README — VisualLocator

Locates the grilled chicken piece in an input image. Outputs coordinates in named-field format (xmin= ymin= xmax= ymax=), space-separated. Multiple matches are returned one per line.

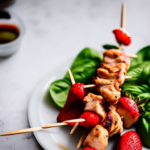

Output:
xmin=84 ymin=93 xmax=107 ymax=122
xmin=97 ymin=68 xmax=125 ymax=86
xmin=116 ymin=97 xmax=139 ymax=128
xmin=100 ymin=62 xmax=127 ymax=74
xmin=103 ymin=49 xmax=130 ymax=70
xmin=83 ymin=124 xmax=109 ymax=150
xmin=93 ymin=77 xmax=121 ymax=105
xmin=101 ymin=108 xmax=123 ymax=137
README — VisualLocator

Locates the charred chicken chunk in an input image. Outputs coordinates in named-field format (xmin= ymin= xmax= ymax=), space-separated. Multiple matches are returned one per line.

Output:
xmin=101 ymin=108 xmax=123 ymax=137
xmin=103 ymin=49 xmax=130 ymax=70
xmin=83 ymin=124 xmax=108 ymax=150
xmin=84 ymin=93 xmax=107 ymax=122
xmin=93 ymin=77 xmax=121 ymax=105
xmin=100 ymin=62 xmax=127 ymax=74
xmin=97 ymin=68 xmax=125 ymax=86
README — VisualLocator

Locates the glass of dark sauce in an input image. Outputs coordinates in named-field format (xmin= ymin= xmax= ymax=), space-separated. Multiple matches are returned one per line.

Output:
xmin=0 ymin=11 xmax=25 ymax=57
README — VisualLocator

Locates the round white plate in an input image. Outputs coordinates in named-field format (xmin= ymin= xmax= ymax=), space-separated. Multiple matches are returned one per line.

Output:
xmin=28 ymin=58 xmax=148 ymax=150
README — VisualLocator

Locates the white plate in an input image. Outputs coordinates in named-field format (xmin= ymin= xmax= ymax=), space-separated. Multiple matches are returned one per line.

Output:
xmin=28 ymin=58 xmax=148 ymax=150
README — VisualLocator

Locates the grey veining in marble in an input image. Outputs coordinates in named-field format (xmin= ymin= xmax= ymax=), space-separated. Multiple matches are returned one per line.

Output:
xmin=0 ymin=0 xmax=150 ymax=149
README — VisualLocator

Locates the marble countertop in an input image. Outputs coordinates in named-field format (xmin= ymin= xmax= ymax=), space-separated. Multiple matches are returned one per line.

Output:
xmin=0 ymin=0 xmax=150 ymax=149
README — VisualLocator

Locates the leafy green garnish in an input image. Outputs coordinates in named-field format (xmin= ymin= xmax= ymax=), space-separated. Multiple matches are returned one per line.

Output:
xmin=138 ymin=117 xmax=150 ymax=148
xmin=102 ymin=44 xmax=119 ymax=50
xmin=49 ymin=48 xmax=102 ymax=108
xmin=122 ymin=45 xmax=150 ymax=148
xmin=130 ymin=45 xmax=150 ymax=68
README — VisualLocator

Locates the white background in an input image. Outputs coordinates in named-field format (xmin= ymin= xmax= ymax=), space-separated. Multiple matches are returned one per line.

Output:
xmin=0 ymin=0 xmax=150 ymax=149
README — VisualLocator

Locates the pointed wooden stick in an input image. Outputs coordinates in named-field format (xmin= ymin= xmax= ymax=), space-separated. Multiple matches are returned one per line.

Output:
xmin=84 ymin=76 xmax=132 ymax=88
xmin=119 ymin=3 xmax=125 ymax=51
xmin=70 ymin=122 xmax=79 ymax=135
xmin=77 ymin=128 xmax=87 ymax=149
xmin=68 ymin=69 xmax=81 ymax=134
xmin=124 ymin=76 xmax=132 ymax=79
xmin=0 ymin=118 xmax=85 ymax=136
xmin=68 ymin=69 xmax=75 ymax=84
xmin=121 ymin=3 xmax=125 ymax=28
xmin=57 ymin=143 xmax=69 ymax=150
xmin=127 ymin=54 xmax=137 ymax=58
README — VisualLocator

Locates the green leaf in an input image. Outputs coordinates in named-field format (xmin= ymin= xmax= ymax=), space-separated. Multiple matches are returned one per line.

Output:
xmin=49 ymin=48 xmax=102 ymax=108
xmin=138 ymin=117 xmax=150 ymax=148
xmin=102 ymin=44 xmax=119 ymax=50
xmin=123 ymin=65 xmax=150 ymax=87
xmin=130 ymin=45 xmax=150 ymax=68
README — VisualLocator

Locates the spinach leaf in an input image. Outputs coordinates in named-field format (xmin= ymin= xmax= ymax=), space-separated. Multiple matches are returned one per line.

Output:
xmin=50 ymin=48 xmax=102 ymax=108
xmin=102 ymin=44 xmax=119 ymax=50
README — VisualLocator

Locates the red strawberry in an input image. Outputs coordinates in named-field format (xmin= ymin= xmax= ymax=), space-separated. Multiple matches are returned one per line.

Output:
xmin=113 ymin=28 xmax=131 ymax=46
xmin=116 ymin=97 xmax=139 ymax=128
xmin=116 ymin=131 xmax=142 ymax=150
xmin=57 ymin=83 xmax=87 ymax=126
xmin=79 ymin=112 xmax=100 ymax=127
xmin=83 ymin=147 xmax=97 ymax=150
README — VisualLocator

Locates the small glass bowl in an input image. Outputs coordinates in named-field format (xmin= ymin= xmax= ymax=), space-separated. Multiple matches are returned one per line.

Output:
xmin=0 ymin=11 xmax=25 ymax=57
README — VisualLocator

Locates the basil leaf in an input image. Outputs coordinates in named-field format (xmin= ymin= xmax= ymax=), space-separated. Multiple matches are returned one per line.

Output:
xmin=102 ymin=44 xmax=119 ymax=50
xmin=50 ymin=48 xmax=102 ymax=108
xmin=138 ymin=117 xmax=150 ymax=148
xmin=130 ymin=45 xmax=150 ymax=68
xmin=122 ymin=84 xmax=150 ymax=96
xmin=123 ymin=65 xmax=150 ymax=87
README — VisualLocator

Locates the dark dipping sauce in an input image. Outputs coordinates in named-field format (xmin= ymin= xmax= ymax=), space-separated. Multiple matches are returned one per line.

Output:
xmin=0 ymin=24 xmax=20 ymax=44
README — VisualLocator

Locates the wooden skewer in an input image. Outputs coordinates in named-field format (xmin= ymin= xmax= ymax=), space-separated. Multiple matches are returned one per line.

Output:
xmin=124 ymin=76 xmax=132 ymax=79
xmin=0 ymin=118 xmax=85 ymax=136
xmin=68 ymin=69 xmax=75 ymax=84
xmin=83 ymin=76 xmax=132 ymax=88
xmin=68 ymin=69 xmax=81 ymax=134
xmin=121 ymin=3 xmax=125 ymax=28
xmin=77 ymin=128 xmax=87 ymax=149
xmin=119 ymin=3 xmax=125 ymax=51
xmin=127 ymin=54 xmax=137 ymax=58
xmin=70 ymin=122 xmax=79 ymax=135
xmin=57 ymin=143 xmax=69 ymax=150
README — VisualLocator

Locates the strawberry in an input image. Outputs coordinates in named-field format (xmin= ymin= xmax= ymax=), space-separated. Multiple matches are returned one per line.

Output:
xmin=79 ymin=112 xmax=100 ymax=127
xmin=113 ymin=28 xmax=131 ymax=46
xmin=116 ymin=97 xmax=139 ymax=128
xmin=83 ymin=147 xmax=97 ymax=150
xmin=116 ymin=131 xmax=142 ymax=150
xmin=57 ymin=83 xmax=87 ymax=126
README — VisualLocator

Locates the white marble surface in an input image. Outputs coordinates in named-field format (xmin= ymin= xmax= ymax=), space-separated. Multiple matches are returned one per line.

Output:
xmin=0 ymin=0 xmax=150 ymax=149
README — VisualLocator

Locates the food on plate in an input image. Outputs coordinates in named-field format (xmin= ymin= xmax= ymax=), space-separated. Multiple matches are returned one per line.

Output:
xmin=101 ymin=108 xmax=123 ymax=137
xmin=55 ymin=46 xmax=140 ymax=150
xmin=50 ymin=48 xmax=102 ymax=108
xmin=103 ymin=49 xmax=130 ymax=69
xmin=113 ymin=28 xmax=131 ymax=46
xmin=49 ymin=5 xmax=150 ymax=149
xmin=97 ymin=68 xmax=125 ymax=86
xmin=116 ymin=96 xmax=139 ymax=128
xmin=94 ymin=79 xmax=121 ymax=105
xmin=83 ymin=93 xmax=106 ymax=122
xmin=100 ymin=62 xmax=127 ymax=74
xmin=57 ymin=83 xmax=87 ymax=125
xmin=116 ymin=131 xmax=142 ymax=150
xmin=79 ymin=112 xmax=100 ymax=127
xmin=83 ymin=125 xmax=108 ymax=150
